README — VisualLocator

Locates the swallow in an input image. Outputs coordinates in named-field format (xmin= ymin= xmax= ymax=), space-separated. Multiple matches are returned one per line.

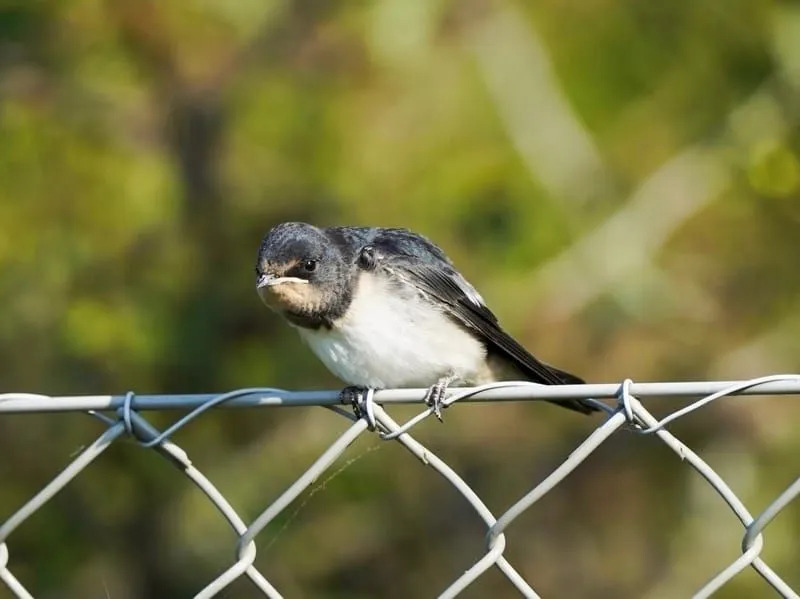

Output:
xmin=255 ymin=222 xmax=597 ymax=418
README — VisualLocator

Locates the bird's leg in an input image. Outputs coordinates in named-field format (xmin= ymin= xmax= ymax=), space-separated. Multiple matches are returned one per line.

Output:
xmin=424 ymin=374 xmax=458 ymax=422
xmin=340 ymin=385 xmax=370 ymax=419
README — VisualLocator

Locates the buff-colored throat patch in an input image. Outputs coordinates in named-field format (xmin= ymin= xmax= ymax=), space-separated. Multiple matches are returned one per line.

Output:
xmin=257 ymin=261 xmax=325 ymax=314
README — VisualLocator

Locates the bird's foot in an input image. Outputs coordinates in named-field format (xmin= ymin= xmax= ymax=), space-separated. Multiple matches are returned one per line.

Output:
xmin=340 ymin=385 xmax=370 ymax=419
xmin=424 ymin=375 xmax=457 ymax=422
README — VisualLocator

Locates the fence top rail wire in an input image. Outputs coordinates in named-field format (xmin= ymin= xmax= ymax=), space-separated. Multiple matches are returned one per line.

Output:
xmin=1 ymin=377 xmax=800 ymax=413
xmin=2 ymin=375 xmax=800 ymax=599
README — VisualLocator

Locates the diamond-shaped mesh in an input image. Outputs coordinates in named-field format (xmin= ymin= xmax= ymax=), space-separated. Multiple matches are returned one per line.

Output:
xmin=1 ymin=377 xmax=799 ymax=598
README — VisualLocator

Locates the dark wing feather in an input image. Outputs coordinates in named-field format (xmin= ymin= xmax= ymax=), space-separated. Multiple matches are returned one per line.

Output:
xmin=368 ymin=230 xmax=596 ymax=414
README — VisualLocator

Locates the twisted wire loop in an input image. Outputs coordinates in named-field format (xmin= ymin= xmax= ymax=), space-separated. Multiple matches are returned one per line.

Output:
xmin=1 ymin=376 xmax=799 ymax=598
xmin=348 ymin=387 xmax=377 ymax=431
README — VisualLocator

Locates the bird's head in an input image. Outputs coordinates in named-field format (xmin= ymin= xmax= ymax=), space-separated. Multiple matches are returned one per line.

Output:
xmin=255 ymin=222 xmax=354 ymax=327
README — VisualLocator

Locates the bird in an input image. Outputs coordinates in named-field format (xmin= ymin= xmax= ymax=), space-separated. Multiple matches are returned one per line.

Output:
xmin=254 ymin=222 xmax=598 ymax=418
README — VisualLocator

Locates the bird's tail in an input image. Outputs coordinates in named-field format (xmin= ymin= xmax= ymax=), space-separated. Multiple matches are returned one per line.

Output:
xmin=545 ymin=365 xmax=599 ymax=415
xmin=549 ymin=365 xmax=584 ymax=385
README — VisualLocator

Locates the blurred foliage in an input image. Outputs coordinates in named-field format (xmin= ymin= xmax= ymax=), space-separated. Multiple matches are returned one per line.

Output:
xmin=1 ymin=0 xmax=799 ymax=597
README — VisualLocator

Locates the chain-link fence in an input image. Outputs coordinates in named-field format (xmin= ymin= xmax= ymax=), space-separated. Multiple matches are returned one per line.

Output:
xmin=2 ymin=376 xmax=799 ymax=599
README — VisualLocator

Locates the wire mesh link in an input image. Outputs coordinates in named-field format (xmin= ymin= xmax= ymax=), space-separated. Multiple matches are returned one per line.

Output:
xmin=1 ymin=376 xmax=799 ymax=598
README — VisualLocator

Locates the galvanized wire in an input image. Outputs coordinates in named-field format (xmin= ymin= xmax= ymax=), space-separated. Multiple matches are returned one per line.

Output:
xmin=1 ymin=376 xmax=799 ymax=598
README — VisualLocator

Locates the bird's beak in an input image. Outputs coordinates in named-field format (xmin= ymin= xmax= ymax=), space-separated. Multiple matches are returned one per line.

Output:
xmin=257 ymin=273 xmax=278 ymax=289
xmin=257 ymin=273 xmax=309 ymax=289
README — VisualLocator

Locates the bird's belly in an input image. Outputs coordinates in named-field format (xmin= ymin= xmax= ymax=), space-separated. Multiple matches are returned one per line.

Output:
xmin=295 ymin=278 xmax=486 ymax=388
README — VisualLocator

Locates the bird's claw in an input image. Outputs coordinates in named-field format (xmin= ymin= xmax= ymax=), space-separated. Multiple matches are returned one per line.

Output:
xmin=340 ymin=385 xmax=370 ymax=419
xmin=424 ymin=376 xmax=455 ymax=422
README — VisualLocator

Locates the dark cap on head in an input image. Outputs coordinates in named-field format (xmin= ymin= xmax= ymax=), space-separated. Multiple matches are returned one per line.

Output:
xmin=257 ymin=223 xmax=329 ymax=268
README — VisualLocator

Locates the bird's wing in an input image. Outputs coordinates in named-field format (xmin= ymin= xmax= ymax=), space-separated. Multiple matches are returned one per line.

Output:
xmin=366 ymin=230 xmax=587 ymax=389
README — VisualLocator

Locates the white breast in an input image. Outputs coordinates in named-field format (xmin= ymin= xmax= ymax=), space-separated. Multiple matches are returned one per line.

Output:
xmin=295 ymin=272 xmax=487 ymax=388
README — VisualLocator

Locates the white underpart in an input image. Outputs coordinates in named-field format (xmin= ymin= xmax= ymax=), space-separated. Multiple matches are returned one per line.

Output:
xmin=296 ymin=272 xmax=487 ymax=388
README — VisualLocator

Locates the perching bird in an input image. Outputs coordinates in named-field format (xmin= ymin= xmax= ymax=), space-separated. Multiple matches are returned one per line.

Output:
xmin=255 ymin=222 xmax=597 ymax=417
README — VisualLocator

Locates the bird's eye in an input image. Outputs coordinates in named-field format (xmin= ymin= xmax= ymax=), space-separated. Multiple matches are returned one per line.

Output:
xmin=358 ymin=246 xmax=376 ymax=270
xmin=303 ymin=259 xmax=317 ymax=272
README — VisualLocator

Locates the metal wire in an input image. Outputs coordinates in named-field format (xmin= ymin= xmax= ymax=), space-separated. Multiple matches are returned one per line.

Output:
xmin=1 ymin=376 xmax=798 ymax=598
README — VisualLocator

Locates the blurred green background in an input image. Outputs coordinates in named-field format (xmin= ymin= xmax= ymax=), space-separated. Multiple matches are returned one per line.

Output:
xmin=1 ymin=0 xmax=800 ymax=597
